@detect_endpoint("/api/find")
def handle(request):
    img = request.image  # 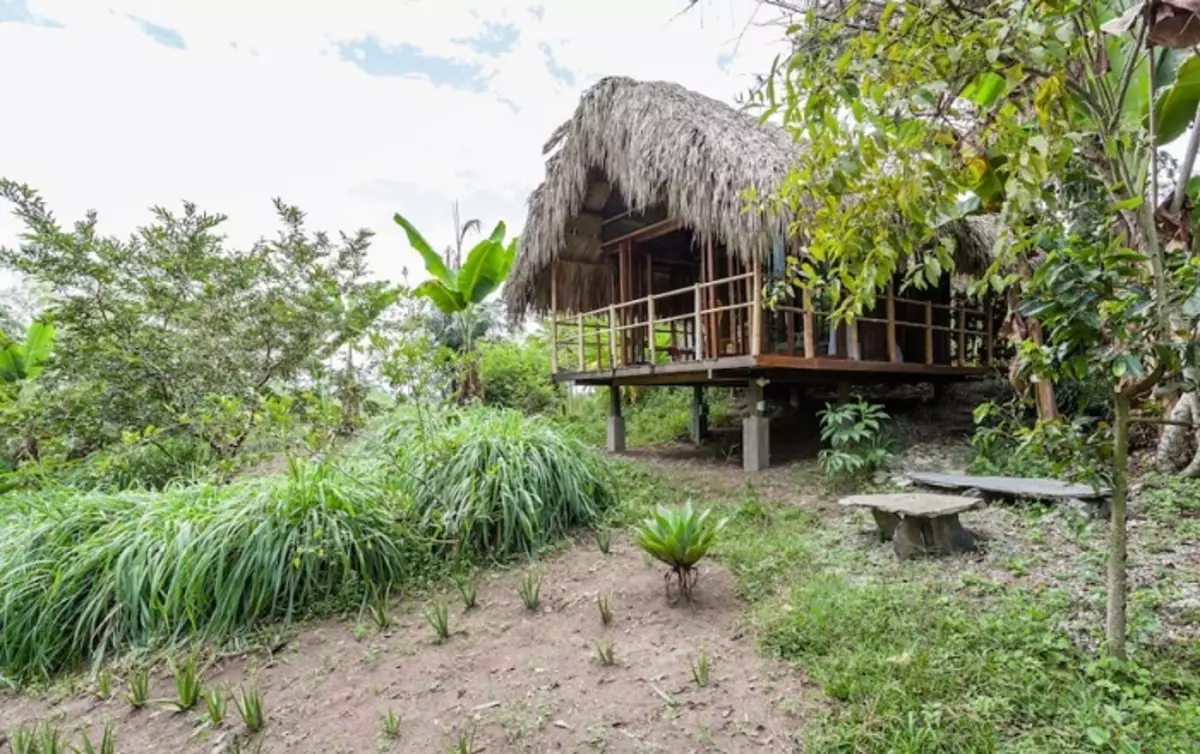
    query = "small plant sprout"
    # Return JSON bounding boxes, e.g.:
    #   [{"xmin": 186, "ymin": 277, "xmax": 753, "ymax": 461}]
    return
[
  {"xmin": 425, "ymin": 601, "xmax": 451, "ymax": 644},
  {"xmin": 595, "ymin": 528, "xmax": 612, "ymax": 554},
  {"xmin": 234, "ymin": 683, "xmax": 264, "ymax": 732},
  {"xmin": 454, "ymin": 575, "xmax": 477, "ymax": 610},
  {"xmin": 632, "ymin": 501, "xmax": 727, "ymax": 605},
  {"xmin": 9, "ymin": 723, "xmax": 36, "ymax": 754},
  {"xmin": 381, "ymin": 708, "xmax": 401, "ymax": 739},
  {"xmin": 206, "ymin": 686, "xmax": 227, "ymax": 726},
  {"xmin": 39, "ymin": 721, "xmax": 65, "ymax": 754},
  {"xmin": 172, "ymin": 655, "xmax": 202, "ymax": 711},
  {"xmin": 518, "ymin": 570, "xmax": 542, "ymax": 611},
  {"xmin": 597, "ymin": 593, "xmax": 613, "ymax": 626},
  {"xmin": 368, "ymin": 585, "xmax": 393, "ymax": 631},
  {"xmin": 94, "ymin": 668, "xmax": 112, "ymax": 699},
  {"xmin": 126, "ymin": 668, "xmax": 149, "ymax": 708},
  {"xmin": 691, "ymin": 646, "xmax": 711, "ymax": 688},
  {"xmin": 594, "ymin": 638, "xmax": 616, "ymax": 666},
  {"xmin": 75, "ymin": 724, "xmax": 116, "ymax": 754},
  {"xmin": 445, "ymin": 725, "xmax": 475, "ymax": 753}
]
